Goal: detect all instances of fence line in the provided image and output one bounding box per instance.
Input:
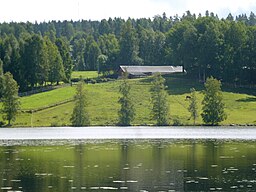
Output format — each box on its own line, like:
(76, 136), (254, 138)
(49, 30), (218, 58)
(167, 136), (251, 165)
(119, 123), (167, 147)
(19, 84), (71, 97)
(21, 98), (74, 113)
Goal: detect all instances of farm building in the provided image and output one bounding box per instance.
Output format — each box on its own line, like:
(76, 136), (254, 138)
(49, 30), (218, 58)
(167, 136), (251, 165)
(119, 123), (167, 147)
(119, 65), (184, 77)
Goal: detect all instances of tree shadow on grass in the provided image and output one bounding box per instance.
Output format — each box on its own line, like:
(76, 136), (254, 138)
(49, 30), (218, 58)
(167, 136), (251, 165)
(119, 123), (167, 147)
(139, 74), (256, 96)
(139, 74), (204, 95)
(236, 97), (256, 102)
(222, 86), (256, 96)
(165, 75), (204, 95)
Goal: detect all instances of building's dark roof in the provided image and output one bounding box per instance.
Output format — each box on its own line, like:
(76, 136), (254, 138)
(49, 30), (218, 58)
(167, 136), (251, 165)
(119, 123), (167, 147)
(120, 66), (183, 76)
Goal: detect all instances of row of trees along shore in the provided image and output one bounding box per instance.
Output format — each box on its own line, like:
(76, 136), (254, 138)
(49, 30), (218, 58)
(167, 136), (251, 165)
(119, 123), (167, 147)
(72, 74), (227, 127)
(0, 11), (256, 92)
(0, 70), (226, 126)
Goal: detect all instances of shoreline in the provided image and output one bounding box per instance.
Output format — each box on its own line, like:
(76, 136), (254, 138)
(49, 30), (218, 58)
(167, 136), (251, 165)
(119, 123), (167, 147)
(0, 126), (256, 140)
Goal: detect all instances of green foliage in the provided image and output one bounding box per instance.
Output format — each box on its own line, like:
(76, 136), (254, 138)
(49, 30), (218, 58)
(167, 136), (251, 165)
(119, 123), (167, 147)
(70, 80), (90, 126)
(98, 34), (120, 71)
(119, 20), (142, 65)
(45, 37), (66, 84)
(22, 34), (49, 88)
(55, 38), (73, 82)
(150, 73), (170, 125)
(201, 77), (227, 125)
(0, 59), (4, 98)
(188, 88), (199, 125)
(1, 12), (256, 92)
(97, 54), (108, 76)
(1, 72), (20, 125)
(118, 72), (135, 125)
(87, 41), (101, 70)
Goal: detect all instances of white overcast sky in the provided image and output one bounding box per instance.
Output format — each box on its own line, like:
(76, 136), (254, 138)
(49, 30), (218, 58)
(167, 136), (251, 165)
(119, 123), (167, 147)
(1, 0), (256, 22)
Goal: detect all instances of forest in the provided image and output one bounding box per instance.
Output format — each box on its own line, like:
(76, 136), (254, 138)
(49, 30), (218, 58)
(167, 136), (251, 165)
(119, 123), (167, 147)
(0, 11), (256, 92)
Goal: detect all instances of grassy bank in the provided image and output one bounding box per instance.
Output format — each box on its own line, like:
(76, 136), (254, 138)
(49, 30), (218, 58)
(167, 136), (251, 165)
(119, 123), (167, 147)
(0, 72), (256, 127)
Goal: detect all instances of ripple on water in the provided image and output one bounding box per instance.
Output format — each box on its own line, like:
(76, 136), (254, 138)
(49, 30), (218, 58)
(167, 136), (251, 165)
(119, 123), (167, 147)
(35, 173), (52, 176)
(123, 167), (130, 170)
(219, 156), (234, 159)
(113, 180), (125, 183)
(90, 187), (100, 190)
(100, 187), (118, 190)
(63, 165), (75, 168)
(126, 180), (138, 183)
(11, 180), (21, 182)
(227, 167), (238, 171)
(198, 177), (209, 180)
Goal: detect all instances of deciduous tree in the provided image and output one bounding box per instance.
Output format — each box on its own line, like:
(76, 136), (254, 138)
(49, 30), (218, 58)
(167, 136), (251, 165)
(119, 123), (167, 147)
(1, 72), (20, 126)
(22, 34), (48, 88)
(45, 37), (65, 85)
(150, 73), (170, 125)
(118, 71), (135, 126)
(201, 77), (227, 125)
(71, 79), (90, 126)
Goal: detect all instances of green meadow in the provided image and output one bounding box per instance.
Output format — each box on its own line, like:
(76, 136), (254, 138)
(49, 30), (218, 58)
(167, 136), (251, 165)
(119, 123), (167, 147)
(0, 71), (256, 127)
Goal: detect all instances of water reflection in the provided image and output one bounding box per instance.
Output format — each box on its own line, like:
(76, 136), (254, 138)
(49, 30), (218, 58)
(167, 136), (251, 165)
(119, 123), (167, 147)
(0, 140), (255, 191)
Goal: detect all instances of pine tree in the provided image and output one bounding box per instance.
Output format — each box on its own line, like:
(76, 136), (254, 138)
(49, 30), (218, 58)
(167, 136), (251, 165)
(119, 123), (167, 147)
(150, 73), (170, 125)
(188, 88), (198, 125)
(118, 71), (135, 126)
(70, 80), (90, 126)
(1, 72), (20, 126)
(201, 77), (227, 125)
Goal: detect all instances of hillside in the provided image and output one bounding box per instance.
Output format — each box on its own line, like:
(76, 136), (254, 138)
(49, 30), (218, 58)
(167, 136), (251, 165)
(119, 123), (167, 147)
(0, 72), (256, 127)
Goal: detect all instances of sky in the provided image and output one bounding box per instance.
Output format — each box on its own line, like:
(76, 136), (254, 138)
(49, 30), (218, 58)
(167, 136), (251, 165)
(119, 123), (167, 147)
(1, 0), (256, 23)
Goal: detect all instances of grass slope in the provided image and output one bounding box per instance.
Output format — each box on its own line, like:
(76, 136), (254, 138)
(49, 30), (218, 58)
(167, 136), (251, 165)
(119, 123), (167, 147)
(71, 71), (99, 79)
(1, 72), (256, 127)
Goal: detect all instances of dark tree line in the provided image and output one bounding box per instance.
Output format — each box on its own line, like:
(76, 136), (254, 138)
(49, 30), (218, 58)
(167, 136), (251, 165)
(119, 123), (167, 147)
(0, 11), (256, 91)
(0, 34), (72, 91)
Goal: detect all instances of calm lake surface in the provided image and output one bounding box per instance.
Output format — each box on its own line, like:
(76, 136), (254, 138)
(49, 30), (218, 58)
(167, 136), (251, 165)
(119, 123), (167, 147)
(0, 127), (256, 191)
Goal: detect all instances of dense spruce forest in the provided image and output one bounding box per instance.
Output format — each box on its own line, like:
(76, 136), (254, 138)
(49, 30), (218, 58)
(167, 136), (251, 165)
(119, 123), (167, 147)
(0, 11), (256, 92)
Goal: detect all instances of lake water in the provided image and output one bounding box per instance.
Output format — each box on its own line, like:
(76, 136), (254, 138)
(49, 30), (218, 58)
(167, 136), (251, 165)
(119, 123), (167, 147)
(0, 127), (256, 191)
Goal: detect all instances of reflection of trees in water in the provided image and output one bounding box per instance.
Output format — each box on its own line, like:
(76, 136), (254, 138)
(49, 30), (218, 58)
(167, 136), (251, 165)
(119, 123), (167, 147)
(0, 146), (43, 192)
(0, 141), (256, 191)
(74, 142), (124, 189)
(120, 140), (129, 190)
(119, 140), (185, 191)
(74, 144), (84, 190)
(152, 141), (184, 191)
(0, 146), (18, 189)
